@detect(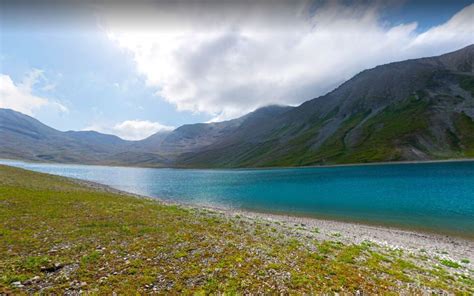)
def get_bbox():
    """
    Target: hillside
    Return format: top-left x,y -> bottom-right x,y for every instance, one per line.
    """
177,44 -> 474,167
0,165 -> 472,293
134,105 -> 292,157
